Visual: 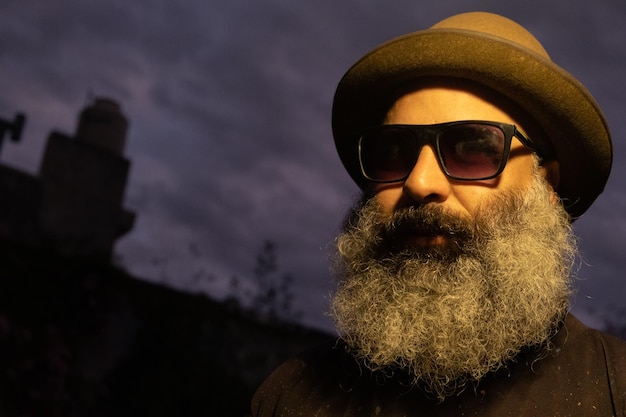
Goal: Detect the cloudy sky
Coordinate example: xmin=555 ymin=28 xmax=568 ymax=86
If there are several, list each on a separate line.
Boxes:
xmin=1 ymin=0 xmax=625 ymax=331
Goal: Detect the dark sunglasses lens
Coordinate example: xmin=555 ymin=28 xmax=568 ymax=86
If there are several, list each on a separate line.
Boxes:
xmin=438 ymin=124 xmax=506 ymax=179
xmin=360 ymin=127 xmax=417 ymax=181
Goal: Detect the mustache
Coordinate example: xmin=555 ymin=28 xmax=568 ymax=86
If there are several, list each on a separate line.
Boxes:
xmin=380 ymin=204 xmax=475 ymax=245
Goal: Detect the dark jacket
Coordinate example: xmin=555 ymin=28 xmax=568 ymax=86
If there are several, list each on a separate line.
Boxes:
xmin=252 ymin=315 xmax=626 ymax=416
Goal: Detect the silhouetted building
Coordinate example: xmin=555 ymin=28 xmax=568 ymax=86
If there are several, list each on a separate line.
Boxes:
xmin=0 ymin=98 xmax=135 ymax=260
xmin=0 ymin=99 xmax=338 ymax=417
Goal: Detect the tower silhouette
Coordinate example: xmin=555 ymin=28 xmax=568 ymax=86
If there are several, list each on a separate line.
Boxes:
xmin=0 ymin=98 xmax=135 ymax=260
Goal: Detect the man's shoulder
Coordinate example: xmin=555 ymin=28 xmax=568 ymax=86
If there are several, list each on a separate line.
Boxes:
xmin=561 ymin=314 xmax=626 ymax=365
xmin=251 ymin=339 xmax=354 ymax=416
xmin=555 ymin=315 xmax=626 ymax=412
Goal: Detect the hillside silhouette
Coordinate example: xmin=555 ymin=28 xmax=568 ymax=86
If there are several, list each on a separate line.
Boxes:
xmin=0 ymin=241 xmax=333 ymax=416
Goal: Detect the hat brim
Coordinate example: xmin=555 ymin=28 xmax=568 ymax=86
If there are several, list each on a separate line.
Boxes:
xmin=332 ymin=28 xmax=612 ymax=219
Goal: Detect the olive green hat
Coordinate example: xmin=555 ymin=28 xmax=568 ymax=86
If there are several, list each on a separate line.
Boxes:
xmin=332 ymin=11 xmax=612 ymax=219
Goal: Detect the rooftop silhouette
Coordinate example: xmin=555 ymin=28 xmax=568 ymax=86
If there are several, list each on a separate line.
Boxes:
xmin=0 ymin=98 xmax=134 ymax=260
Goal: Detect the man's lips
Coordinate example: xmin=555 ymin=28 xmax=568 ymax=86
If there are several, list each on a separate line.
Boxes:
xmin=393 ymin=226 xmax=454 ymax=247
xmin=401 ymin=233 xmax=450 ymax=247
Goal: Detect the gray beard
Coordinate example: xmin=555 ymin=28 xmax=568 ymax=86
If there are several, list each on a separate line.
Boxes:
xmin=330 ymin=174 xmax=577 ymax=400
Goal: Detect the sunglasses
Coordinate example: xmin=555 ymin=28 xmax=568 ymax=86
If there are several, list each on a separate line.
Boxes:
xmin=358 ymin=120 xmax=538 ymax=183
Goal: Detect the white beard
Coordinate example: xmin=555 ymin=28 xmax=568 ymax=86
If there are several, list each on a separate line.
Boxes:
xmin=330 ymin=174 xmax=576 ymax=400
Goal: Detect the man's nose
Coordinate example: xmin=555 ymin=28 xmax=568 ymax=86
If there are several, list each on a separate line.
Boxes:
xmin=401 ymin=145 xmax=451 ymax=204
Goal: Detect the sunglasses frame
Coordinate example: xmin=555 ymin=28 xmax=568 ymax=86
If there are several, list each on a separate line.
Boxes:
xmin=357 ymin=120 xmax=537 ymax=183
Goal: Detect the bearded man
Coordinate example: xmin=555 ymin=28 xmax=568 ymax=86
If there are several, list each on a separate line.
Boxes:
xmin=251 ymin=12 xmax=626 ymax=416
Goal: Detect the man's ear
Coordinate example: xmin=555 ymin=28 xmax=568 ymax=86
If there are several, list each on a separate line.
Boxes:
xmin=539 ymin=159 xmax=560 ymax=202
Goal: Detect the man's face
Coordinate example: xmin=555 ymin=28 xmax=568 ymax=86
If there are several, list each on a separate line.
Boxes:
xmin=330 ymin=81 xmax=575 ymax=400
xmin=374 ymin=81 xmax=551 ymax=236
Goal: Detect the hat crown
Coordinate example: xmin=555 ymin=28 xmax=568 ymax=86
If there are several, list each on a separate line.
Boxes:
xmin=431 ymin=12 xmax=549 ymax=58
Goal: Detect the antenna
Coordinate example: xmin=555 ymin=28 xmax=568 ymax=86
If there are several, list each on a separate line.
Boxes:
xmin=0 ymin=112 xmax=26 ymax=156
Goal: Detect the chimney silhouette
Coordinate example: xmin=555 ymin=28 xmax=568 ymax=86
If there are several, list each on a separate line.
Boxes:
xmin=75 ymin=98 xmax=127 ymax=154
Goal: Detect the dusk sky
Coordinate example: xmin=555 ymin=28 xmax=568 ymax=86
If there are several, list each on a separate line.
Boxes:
xmin=1 ymin=0 xmax=625 ymax=332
